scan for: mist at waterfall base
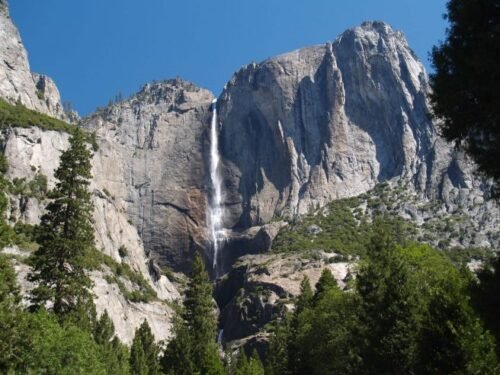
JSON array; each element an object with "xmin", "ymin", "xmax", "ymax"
[{"xmin": 208, "ymin": 99, "xmax": 226, "ymax": 278}]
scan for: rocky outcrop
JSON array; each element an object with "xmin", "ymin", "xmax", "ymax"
[
  {"xmin": 215, "ymin": 251, "xmax": 355, "ymax": 344},
  {"xmin": 32, "ymin": 73, "xmax": 79, "ymax": 122},
  {"xmin": 216, "ymin": 21, "xmax": 495, "ymax": 231},
  {"xmin": 83, "ymin": 80, "xmax": 215, "ymax": 273},
  {"xmin": 0, "ymin": 0, "xmax": 77, "ymax": 122}
]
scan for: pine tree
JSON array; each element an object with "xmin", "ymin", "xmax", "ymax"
[
  {"xmin": 266, "ymin": 316, "xmax": 290, "ymax": 375},
  {"xmin": 287, "ymin": 275, "xmax": 314, "ymax": 374},
  {"xmin": 28, "ymin": 128, "xmax": 95, "ymax": 320},
  {"xmin": 296, "ymin": 275, "xmax": 313, "ymax": 313},
  {"xmin": 473, "ymin": 256, "xmax": 500, "ymax": 355},
  {"xmin": 0, "ymin": 254, "xmax": 24, "ymax": 372},
  {"xmin": 184, "ymin": 253, "xmax": 219, "ymax": 368},
  {"xmin": 130, "ymin": 320, "xmax": 160, "ymax": 375},
  {"xmin": 0, "ymin": 255, "xmax": 19, "ymax": 309},
  {"xmin": 430, "ymin": 0, "xmax": 500, "ymax": 183},
  {"xmin": 92, "ymin": 310, "xmax": 130, "ymax": 374},
  {"xmin": 418, "ymin": 282, "xmax": 498, "ymax": 374},
  {"xmin": 248, "ymin": 350, "xmax": 265, "ymax": 375},
  {"xmin": 235, "ymin": 349, "xmax": 249, "ymax": 375},
  {"xmin": 235, "ymin": 349, "xmax": 264, "ymax": 375},
  {"xmin": 202, "ymin": 342, "xmax": 226, "ymax": 375},
  {"xmin": 161, "ymin": 305, "xmax": 195, "ymax": 375},
  {"xmin": 94, "ymin": 310, "xmax": 115, "ymax": 345},
  {"xmin": 162, "ymin": 252, "xmax": 224, "ymax": 374},
  {"xmin": 356, "ymin": 230, "xmax": 420, "ymax": 374},
  {"xmin": 313, "ymin": 268, "xmax": 337, "ymax": 303}
]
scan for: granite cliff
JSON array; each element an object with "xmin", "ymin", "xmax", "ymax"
[{"xmin": 217, "ymin": 21, "xmax": 492, "ymax": 229}]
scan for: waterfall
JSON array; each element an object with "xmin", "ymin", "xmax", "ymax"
[{"xmin": 208, "ymin": 98, "xmax": 224, "ymax": 276}]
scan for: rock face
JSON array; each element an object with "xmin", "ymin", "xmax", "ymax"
[
  {"xmin": 0, "ymin": 0, "xmax": 77, "ymax": 122},
  {"xmin": 217, "ymin": 21, "xmax": 493, "ymax": 230},
  {"xmin": 83, "ymin": 80, "xmax": 215, "ymax": 273},
  {"xmin": 215, "ymin": 251, "xmax": 355, "ymax": 345}
]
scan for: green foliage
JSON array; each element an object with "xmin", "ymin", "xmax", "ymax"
[
  {"xmin": 118, "ymin": 244, "xmax": 128, "ymax": 257},
  {"xmin": 272, "ymin": 197, "xmax": 371, "ymax": 255},
  {"xmin": 130, "ymin": 320, "xmax": 161, "ymax": 375},
  {"xmin": 356, "ymin": 230, "xmax": 420, "ymax": 373},
  {"xmin": 21, "ymin": 311, "xmax": 107, "ymax": 374},
  {"xmin": 235, "ymin": 350, "xmax": 264, "ymax": 375},
  {"xmin": 85, "ymin": 247, "xmax": 157, "ymax": 303},
  {"xmin": 472, "ymin": 256, "xmax": 500, "ymax": 356},
  {"xmin": 161, "ymin": 305, "xmax": 195, "ymax": 375},
  {"xmin": 293, "ymin": 289, "xmax": 361, "ymax": 374},
  {"xmin": 313, "ymin": 268, "xmax": 338, "ymax": 302},
  {"xmin": 430, "ymin": 0, "xmax": 500, "ymax": 183},
  {"xmin": 266, "ymin": 316, "xmax": 290, "ymax": 375},
  {"xmin": 184, "ymin": 253, "xmax": 222, "ymax": 371},
  {"xmin": 29, "ymin": 129, "xmax": 95, "ymax": 319},
  {"xmin": 10, "ymin": 173, "xmax": 48, "ymax": 199},
  {"xmin": 296, "ymin": 276, "xmax": 313, "ymax": 314},
  {"xmin": 418, "ymin": 279, "xmax": 498, "ymax": 374},
  {"xmin": 268, "ymin": 229, "xmax": 499, "ymax": 374},
  {"xmin": 0, "ymin": 98, "xmax": 75, "ymax": 133},
  {"xmin": 92, "ymin": 310, "xmax": 130, "ymax": 374},
  {"xmin": 0, "ymin": 154, "xmax": 8, "ymax": 175},
  {"xmin": 272, "ymin": 193, "xmax": 415, "ymax": 257},
  {"xmin": 442, "ymin": 246, "xmax": 494, "ymax": 267},
  {"xmin": 0, "ymin": 254, "xmax": 23, "ymax": 372},
  {"xmin": 93, "ymin": 310, "xmax": 115, "ymax": 345},
  {"xmin": 0, "ymin": 254, "xmax": 20, "ymax": 308},
  {"xmin": 162, "ymin": 253, "xmax": 224, "ymax": 374},
  {"xmin": 1, "ymin": 307, "xmax": 129, "ymax": 374}
]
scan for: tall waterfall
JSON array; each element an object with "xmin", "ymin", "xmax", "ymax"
[{"xmin": 208, "ymin": 99, "xmax": 224, "ymax": 276}]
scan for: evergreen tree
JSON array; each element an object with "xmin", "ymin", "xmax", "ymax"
[
  {"xmin": 0, "ymin": 155, "xmax": 15, "ymax": 248},
  {"xmin": 184, "ymin": 253, "xmax": 220, "ymax": 370},
  {"xmin": 162, "ymin": 252, "xmax": 224, "ymax": 374},
  {"xmin": 293, "ymin": 288, "xmax": 361, "ymax": 375},
  {"xmin": 29, "ymin": 128, "xmax": 95, "ymax": 320},
  {"xmin": 161, "ymin": 305, "xmax": 195, "ymax": 375},
  {"xmin": 418, "ymin": 278, "xmax": 498, "ymax": 374},
  {"xmin": 94, "ymin": 310, "xmax": 115, "ymax": 345},
  {"xmin": 235, "ymin": 349, "xmax": 249, "ymax": 375},
  {"xmin": 287, "ymin": 275, "xmax": 314, "ymax": 374},
  {"xmin": 312, "ymin": 268, "xmax": 337, "ymax": 303},
  {"xmin": 356, "ymin": 230, "xmax": 420, "ymax": 374},
  {"xmin": 21, "ymin": 310, "xmax": 108, "ymax": 374},
  {"xmin": 0, "ymin": 254, "xmax": 25, "ymax": 372},
  {"xmin": 235, "ymin": 349, "xmax": 264, "ymax": 375},
  {"xmin": 130, "ymin": 320, "xmax": 160, "ymax": 375},
  {"xmin": 248, "ymin": 351, "xmax": 265, "ymax": 375},
  {"xmin": 473, "ymin": 256, "xmax": 500, "ymax": 355},
  {"xmin": 0, "ymin": 254, "xmax": 20, "ymax": 309},
  {"xmin": 296, "ymin": 275, "xmax": 313, "ymax": 313},
  {"xmin": 266, "ymin": 316, "xmax": 290, "ymax": 375},
  {"xmin": 94, "ymin": 310, "xmax": 130, "ymax": 374},
  {"xmin": 430, "ymin": 0, "xmax": 500, "ymax": 183},
  {"xmin": 201, "ymin": 342, "xmax": 226, "ymax": 375}
]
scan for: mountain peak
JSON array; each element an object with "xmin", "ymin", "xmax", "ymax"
[
  {"xmin": 359, "ymin": 20, "xmax": 394, "ymax": 34},
  {"xmin": 338, "ymin": 20, "xmax": 407, "ymax": 46}
]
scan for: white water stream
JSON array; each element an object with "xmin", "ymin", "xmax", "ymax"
[{"xmin": 208, "ymin": 99, "xmax": 225, "ymax": 276}]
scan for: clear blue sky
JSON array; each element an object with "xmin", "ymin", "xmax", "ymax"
[{"xmin": 10, "ymin": 0, "xmax": 448, "ymax": 116}]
